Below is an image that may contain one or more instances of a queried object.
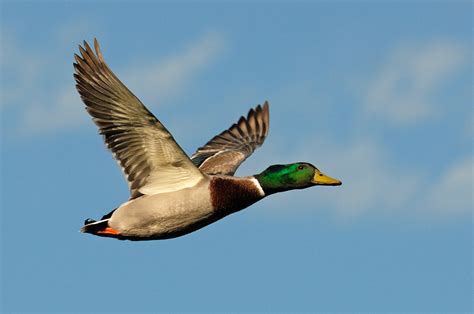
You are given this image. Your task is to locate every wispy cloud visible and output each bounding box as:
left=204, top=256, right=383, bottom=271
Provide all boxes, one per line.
left=312, top=141, right=472, bottom=220
left=125, top=32, right=225, bottom=104
left=422, top=157, right=473, bottom=217
left=364, top=41, right=467, bottom=125
left=314, top=139, right=420, bottom=218
left=19, top=87, right=87, bottom=134
left=1, top=32, right=45, bottom=110
left=271, top=137, right=421, bottom=219
left=3, top=30, right=225, bottom=136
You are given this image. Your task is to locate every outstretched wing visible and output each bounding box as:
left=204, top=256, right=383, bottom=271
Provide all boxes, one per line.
left=74, top=39, right=204, bottom=199
left=191, top=102, right=270, bottom=176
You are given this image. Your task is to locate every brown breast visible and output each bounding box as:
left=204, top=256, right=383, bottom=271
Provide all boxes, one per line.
left=209, top=176, right=264, bottom=214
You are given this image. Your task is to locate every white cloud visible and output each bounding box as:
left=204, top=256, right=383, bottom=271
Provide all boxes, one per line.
left=422, top=157, right=473, bottom=216
left=19, top=87, right=88, bottom=134
left=365, top=41, right=467, bottom=125
left=124, top=32, right=225, bottom=104
left=1, top=32, right=45, bottom=110
left=3, top=31, right=225, bottom=136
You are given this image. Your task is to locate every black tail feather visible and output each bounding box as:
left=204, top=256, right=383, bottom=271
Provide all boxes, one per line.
left=101, top=207, right=117, bottom=220
left=80, top=219, right=109, bottom=234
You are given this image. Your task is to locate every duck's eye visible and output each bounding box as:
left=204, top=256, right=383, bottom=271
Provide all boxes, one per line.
left=298, top=165, right=304, bottom=170
left=319, top=173, right=323, bottom=176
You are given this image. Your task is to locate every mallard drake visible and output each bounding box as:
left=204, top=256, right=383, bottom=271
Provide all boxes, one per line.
left=74, top=39, right=341, bottom=241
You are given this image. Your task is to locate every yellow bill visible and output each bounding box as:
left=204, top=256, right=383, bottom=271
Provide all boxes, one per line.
left=311, top=170, right=342, bottom=186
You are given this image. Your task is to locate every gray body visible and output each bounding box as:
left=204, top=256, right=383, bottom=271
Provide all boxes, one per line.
left=108, top=176, right=264, bottom=240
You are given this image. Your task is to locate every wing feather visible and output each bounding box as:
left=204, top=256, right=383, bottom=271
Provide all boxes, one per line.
left=191, top=102, right=270, bottom=176
left=74, top=39, right=203, bottom=199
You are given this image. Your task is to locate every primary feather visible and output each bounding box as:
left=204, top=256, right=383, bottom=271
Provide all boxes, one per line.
left=191, top=102, right=269, bottom=176
left=73, top=39, right=203, bottom=199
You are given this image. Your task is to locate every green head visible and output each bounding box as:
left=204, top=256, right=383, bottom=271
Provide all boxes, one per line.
left=254, top=162, right=341, bottom=195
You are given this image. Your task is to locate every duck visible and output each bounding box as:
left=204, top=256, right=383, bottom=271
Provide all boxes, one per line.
left=74, top=39, right=342, bottom=241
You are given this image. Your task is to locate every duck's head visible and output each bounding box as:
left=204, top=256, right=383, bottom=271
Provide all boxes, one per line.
left=254, top=162, right=341, bottom=195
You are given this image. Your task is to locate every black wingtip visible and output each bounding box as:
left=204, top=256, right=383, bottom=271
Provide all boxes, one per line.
left=84, top=218, right=96, bottom=225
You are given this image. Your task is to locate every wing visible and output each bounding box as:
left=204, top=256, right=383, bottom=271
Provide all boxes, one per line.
left=191, top=102, right=269, bottom=176
left=74, top=39, right=204, bottom=199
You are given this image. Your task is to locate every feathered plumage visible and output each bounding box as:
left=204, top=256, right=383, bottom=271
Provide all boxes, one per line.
left=74, top=39, right=341, bottom=241
left=191, top=102, right=269, bottom=175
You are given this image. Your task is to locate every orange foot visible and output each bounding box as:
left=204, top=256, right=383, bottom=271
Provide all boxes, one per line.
left=96, top=227, right=120, bottom=236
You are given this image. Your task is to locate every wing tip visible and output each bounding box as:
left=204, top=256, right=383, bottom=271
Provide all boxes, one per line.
left=93, top=38, right=105, bottom=63
left=76, top=37, right=104, bottom=65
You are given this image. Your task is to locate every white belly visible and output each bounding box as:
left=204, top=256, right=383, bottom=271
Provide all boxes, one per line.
left=108, top=181, right=214, bottom=239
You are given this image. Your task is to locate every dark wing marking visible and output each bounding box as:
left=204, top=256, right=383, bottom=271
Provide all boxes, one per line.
left=191, top=102, right=270, bottom=176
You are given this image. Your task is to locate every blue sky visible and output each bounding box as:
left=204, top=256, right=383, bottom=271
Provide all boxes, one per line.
left=1, top=1, right=472, bottom=312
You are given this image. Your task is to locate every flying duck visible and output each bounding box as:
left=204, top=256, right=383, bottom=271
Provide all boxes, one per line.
left=74, top=39, right=342, bottom=240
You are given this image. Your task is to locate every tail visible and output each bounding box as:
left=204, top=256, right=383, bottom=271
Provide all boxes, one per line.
left=80, top=218, right=107, bottom=233
left=80, top=218, right=120, bottom=237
